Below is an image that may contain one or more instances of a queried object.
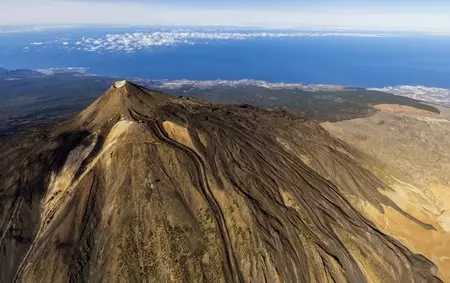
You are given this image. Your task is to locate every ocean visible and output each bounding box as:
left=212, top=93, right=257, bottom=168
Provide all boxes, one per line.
left=1, top=27, right=450, bottom=88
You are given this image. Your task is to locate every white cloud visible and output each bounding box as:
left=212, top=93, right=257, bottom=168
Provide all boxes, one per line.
left=0, top=25, right=78, bottom=34
left=28, top=30, right=401, bottom=52
left=369, top=86, right=450, bottom=106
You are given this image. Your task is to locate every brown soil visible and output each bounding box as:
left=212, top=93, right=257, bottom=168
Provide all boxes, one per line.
left=0, top=83, right=443, bottom=283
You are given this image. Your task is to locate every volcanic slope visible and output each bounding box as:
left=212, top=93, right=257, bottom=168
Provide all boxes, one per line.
left=0, top=81, right=442, bottom=282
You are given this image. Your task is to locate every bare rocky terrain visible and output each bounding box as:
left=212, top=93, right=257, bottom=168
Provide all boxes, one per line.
left=323, top=103, right=450, bottom=282
left=0, top=81, right=446, bottom=282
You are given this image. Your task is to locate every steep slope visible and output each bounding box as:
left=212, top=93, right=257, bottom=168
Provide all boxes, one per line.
left=0, top=81, right=443, bottom=282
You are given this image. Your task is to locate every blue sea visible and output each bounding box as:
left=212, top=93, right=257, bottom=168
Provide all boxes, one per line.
left=1, top=27, right=450, bottom=88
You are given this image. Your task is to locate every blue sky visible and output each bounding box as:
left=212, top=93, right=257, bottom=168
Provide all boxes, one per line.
left=63, top=0, right=450, bottom=12
left=1, top=0, right=450, bottom=31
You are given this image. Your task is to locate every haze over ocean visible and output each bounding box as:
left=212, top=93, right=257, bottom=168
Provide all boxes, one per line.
left=1, top=27, right=450, bottom=88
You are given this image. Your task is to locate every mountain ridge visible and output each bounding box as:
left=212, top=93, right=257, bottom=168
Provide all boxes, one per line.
left=0, top=81, right=443, bottom=282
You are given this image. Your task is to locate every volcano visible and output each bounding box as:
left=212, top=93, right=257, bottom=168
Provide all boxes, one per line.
left=0, top=81, right=442, bottom=282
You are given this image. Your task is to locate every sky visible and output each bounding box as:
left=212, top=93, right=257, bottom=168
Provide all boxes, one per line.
left=1, top=0, right=450, bottom=32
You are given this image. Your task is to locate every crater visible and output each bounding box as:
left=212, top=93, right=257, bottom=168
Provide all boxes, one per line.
left=114, top=80, right=127, bottom=88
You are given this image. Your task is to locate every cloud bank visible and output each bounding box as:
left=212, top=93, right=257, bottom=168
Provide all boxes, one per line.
left=27, top=30, right=401, bottom=52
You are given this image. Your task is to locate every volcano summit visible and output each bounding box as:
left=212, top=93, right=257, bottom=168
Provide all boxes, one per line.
left=0, top=82, right=443, bottom=282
